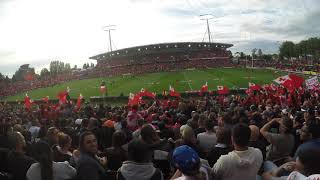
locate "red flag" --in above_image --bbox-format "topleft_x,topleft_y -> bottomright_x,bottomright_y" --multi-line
75,94 -> 83,111
57,91 -> 68,104
169,85 -> 180,97
288,74 -> 304,88
138,88 -> 146,97
217,86 -> 229,95
199,82 -> 208,96
42,96 -> 49,103
128,93 -> 140,105
145,90 -> 156,99
262,84 -> 273,92
24,94 -> 32,110
282,80 -> 295,93
100,85 -> 106,94
274,75 -> 290,84
201,82 -> 208,92
138,88 -> 156,98
249,82 -> 261,91
245,88 -> 253,95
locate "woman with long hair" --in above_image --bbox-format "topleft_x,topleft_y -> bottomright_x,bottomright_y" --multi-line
26,141 -> 76,180
76,131 -> 107,180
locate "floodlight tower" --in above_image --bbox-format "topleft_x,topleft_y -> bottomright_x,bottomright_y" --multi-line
200,14 -> 214,43
103,25 -> 116,52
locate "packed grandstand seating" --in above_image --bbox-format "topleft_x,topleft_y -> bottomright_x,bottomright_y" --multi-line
1,41 -> 320,179
1,84 -> 320,180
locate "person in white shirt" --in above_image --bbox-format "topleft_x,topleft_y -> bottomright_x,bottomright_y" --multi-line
213,123 -> 263,180
197,119 -> 217,154
26,141 -> 76,180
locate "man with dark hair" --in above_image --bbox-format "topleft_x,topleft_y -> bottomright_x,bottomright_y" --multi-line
294,122 -> 320,159
213,123 -> 263,180
117,139 -> 163,180
260,117 -> 294,162
197,118 -> 217,154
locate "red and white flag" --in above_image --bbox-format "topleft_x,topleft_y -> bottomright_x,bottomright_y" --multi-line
24,93 -> 33,110
217,86 -> 229,95
75,94 -> 83,111
42,96 -> 49,103
248,82 -> 261,91
100,85 -> 106,94
274,74 -> 304,89
138,88 -> 156,99
199,82 -> 208,96
169,85 -> 181,97
273,75 -> 290,84
128,93 -> 140,105
201,82 -> 208,92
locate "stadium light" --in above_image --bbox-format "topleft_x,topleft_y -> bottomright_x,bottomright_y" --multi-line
103,25 -> 116,52
200,14 -> 214,43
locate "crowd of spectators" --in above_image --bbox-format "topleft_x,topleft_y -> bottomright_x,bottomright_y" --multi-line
1,85 -> 320,180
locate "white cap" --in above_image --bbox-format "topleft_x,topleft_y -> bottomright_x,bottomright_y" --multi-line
75,119 -> 83,125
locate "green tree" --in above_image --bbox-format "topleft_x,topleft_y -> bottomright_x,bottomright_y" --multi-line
258,49 -> 263,57
240,52 -> 245,59
279,41 -> 296,59
40,68 -> 50,78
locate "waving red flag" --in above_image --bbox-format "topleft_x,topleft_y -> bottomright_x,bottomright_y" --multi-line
217,86 -> 229,95
75,94 -> 83,111
248,82 -> 261,91
128,93 -> 141,106
169,85 -> 180,97
24,94 -> 33,110
42,96 -> 49,103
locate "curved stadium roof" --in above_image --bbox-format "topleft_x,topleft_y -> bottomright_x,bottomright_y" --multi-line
90,42 -> 233,61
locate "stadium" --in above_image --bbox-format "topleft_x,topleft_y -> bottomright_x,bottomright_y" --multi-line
2,41 -> 284,101
90,42 -> 233,77
2,1 -> 320,179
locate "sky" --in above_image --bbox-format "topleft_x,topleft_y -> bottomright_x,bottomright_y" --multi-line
0,0 -> 319,77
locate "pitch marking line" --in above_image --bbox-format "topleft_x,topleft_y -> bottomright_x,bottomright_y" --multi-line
182,72 -> 193,91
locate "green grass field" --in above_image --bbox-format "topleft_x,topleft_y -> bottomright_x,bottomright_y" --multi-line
5,68 -> 284,101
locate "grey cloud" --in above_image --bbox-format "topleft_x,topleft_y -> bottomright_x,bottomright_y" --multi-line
241,10 -> 320,39
230,39 -> 280,54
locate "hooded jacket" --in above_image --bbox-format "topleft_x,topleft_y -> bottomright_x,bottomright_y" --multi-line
118,161 -> 163,180
213,147 -> 263,180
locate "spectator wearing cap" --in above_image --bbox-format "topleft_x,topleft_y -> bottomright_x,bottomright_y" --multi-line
170,145 -> 211,180
260,116 -> 294,164
213,123 -> 263,180
99,119 -> 115,149
117,139 -> 163,180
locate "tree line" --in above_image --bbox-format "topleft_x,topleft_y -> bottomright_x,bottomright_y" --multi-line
279,37 -> 320,60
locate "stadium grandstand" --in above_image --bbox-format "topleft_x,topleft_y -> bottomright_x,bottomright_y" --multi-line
90,42 -> 233,77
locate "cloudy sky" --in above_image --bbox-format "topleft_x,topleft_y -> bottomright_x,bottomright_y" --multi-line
0,0 -> 319,76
